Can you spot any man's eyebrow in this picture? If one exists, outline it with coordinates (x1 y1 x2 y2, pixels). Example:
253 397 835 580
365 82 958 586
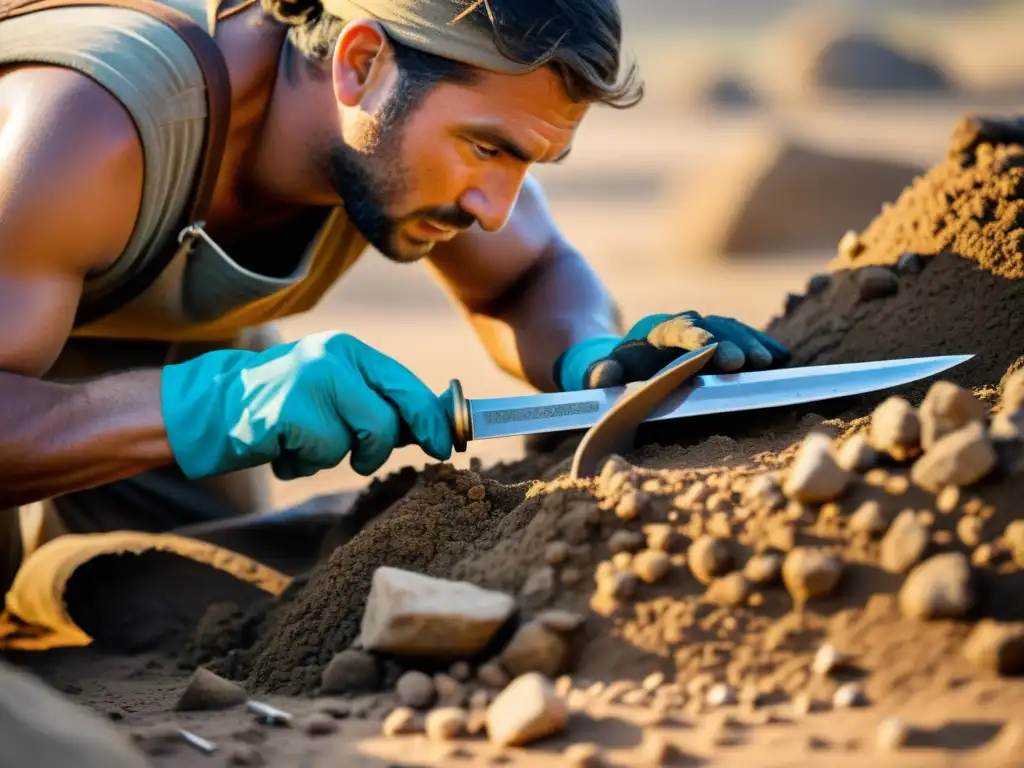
467 128 572 164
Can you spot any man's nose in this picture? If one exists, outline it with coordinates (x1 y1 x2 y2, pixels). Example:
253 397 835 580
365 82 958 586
459 169 528 232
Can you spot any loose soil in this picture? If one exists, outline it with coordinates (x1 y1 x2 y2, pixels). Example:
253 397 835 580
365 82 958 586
6 112 1024 767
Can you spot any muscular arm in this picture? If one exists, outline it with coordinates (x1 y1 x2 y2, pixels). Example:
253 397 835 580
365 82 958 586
0 66 173 507
426 175 622 392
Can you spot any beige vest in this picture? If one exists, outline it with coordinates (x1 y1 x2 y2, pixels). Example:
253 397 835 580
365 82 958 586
0 0 369 342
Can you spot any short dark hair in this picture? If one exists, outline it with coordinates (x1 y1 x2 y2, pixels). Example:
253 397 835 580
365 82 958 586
260 0 643 109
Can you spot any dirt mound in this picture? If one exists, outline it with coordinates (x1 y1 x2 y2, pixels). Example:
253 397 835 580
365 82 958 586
766 114 1024 395
670 134 925 258
173 112 1024 761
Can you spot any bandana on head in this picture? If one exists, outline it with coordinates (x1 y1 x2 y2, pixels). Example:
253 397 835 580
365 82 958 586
320 0 536 74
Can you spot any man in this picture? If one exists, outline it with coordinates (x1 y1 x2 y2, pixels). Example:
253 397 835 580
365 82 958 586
0 0 790 589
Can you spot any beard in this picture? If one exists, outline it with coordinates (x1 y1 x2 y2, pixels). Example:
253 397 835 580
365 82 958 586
327 100 476 263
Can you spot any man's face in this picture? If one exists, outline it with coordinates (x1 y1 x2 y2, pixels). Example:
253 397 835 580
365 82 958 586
329 58 589 263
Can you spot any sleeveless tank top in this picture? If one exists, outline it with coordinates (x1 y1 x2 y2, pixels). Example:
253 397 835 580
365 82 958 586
0 0 369 342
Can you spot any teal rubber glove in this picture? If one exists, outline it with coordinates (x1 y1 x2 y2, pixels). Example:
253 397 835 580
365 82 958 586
161 331 453 480
556 311 791 391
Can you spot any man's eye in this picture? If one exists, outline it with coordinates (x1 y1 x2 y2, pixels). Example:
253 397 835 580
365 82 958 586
470 142 499 160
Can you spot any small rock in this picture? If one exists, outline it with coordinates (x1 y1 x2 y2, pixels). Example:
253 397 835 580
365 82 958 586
807 273 831 294
449 661 472 683
706 684 737 707
382 707 421 736
644 524 676 552
919 381 987 450
675 481 710 509
561 567 582 586
174 667 247 712
838 229 864 259
521 566 556 605
486 673 568 747
783 433 851 503
957 516 984 547
545 541 570 566
226 746 264 766
562 742 606 767
396 671 436 709
688 535 734 584
782 548 844 604
742 473 783 507
743 553 781 584
881 509 929 574
500 623 569 679
477 662 510 690
876 717 909 752
869 396 921 461
598 455 632 496
936 485 961 513
434 674 467 707
535 610 585 635
836 433 878 472
597 571 638 600
467 484 486 501
856 266 898 301
910 422 997 493
833 683 867 708
963 620 1024 674
301 712 338 736
359 567 516 656
320 650 379 695
608 530 645 555
896 251 924 274
848 500 888 538
811 643 848 676
425 707 467 741
706 572 750 607
633 550 671 584
642 672 666 693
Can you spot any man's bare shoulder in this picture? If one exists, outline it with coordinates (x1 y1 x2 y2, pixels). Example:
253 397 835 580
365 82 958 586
0 65 144 275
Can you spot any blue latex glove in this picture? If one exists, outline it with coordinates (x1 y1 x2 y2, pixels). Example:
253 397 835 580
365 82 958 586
556 311 791 391
161 332 453 480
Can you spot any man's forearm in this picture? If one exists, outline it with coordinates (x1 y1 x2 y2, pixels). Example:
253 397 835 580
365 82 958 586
0 369 173 507
467 240 623 392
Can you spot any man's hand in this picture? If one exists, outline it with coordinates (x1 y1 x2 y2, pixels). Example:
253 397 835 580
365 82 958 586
160 332 453 480
556 311 792 391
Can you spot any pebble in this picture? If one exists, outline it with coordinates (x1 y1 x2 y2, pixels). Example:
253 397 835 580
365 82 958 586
434 674 467 707
608 530 645 555
899 552 974 622
743 552 782 584
957 515 984 547
319 650 379 696
936 485 961 513
836 433 878 472
838 229 864 259
642 672 666 693
688 535 734 584
562 743 606 767
477 662 510 690
706 572 750 607
833 683 868 708
919 381 987 450
782 548 844 603
782 433 851 503
535 609 586 635
896 251 924 274
359 567 516 656
424 707 467 741
469 689 493 710
644 524 676 552
811 643 848 676
544 541 569 566
174 667 247 712
467 484 486 501
396 671 436 709
706 492 731 515
963 620 1024 674
486 673 568 747
382 707 421 736
807 273 831 293
500 622 569 679
449 661 471 683
633 550 671 583
848 500 888 538
706 684 737 707
880 510 929 574
561 567 582 587
674 481 709 510
869 396 921 461
910 421 997 493
856 266 898 301
301 712 338 736
876 717 909 752
226 746 264 766
597 455 632 496
597 571 638 600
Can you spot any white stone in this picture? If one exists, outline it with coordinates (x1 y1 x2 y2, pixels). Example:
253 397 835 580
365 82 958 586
486 673 568 747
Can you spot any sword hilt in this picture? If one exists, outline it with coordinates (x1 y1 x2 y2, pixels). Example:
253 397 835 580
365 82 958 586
397 378 472 454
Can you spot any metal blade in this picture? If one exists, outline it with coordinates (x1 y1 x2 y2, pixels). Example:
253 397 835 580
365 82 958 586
468 354 973 441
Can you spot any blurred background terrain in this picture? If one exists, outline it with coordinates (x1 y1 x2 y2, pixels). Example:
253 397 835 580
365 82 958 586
271 0 1024 507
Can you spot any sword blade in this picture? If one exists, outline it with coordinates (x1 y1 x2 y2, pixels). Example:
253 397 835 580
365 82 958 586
467 354 973 441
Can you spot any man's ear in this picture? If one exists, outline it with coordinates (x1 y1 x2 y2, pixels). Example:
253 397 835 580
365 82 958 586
331 20 396 108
